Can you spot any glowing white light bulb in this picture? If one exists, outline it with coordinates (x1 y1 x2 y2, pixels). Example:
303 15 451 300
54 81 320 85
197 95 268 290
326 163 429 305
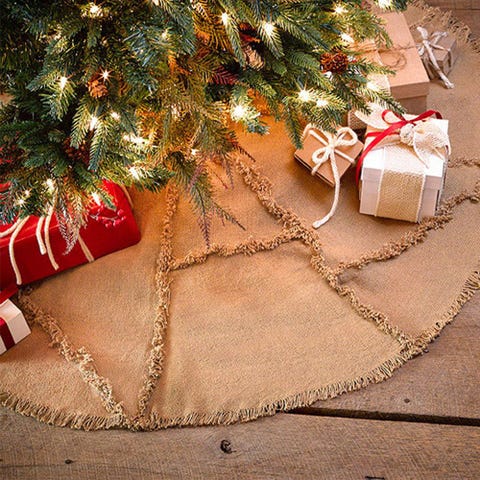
89 115 99 130
316 98 328 108
367 81 380 91
341 33 354 43
110 111 120 120
263 22 275 36
24 190 30 197
129 167 141 179
101 70 109 80
161 30 169 40
232 105 247 119
334 5 346 14
46 179 55 192
92 192 102 205
59 76 68 90
298 89 311 102
221 12 229 25
16 198 25 206
191 148 199 156
89 3 101 16
377 0 393 8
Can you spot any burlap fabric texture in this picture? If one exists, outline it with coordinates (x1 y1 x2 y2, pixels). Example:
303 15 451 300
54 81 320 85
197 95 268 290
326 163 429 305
0 1 479 430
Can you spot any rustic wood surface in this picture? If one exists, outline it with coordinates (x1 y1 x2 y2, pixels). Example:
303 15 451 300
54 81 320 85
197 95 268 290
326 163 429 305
1 412 479 480
306 295 480 422
1 3 479 480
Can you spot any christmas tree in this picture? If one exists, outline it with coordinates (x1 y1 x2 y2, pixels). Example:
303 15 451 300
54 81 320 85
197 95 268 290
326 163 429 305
0 0 408 245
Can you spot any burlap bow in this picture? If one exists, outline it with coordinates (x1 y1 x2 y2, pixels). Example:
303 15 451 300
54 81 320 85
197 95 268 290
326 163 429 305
304 126 359 228
355 104 451 171
416 26 454 89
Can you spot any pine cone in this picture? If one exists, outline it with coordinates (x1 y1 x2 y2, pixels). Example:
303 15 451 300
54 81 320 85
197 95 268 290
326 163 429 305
63 137 90 165
0 137 24 165
87 74 108 98
320 51 350 74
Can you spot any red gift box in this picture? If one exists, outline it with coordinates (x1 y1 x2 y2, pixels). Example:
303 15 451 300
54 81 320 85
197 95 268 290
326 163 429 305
0 182 140 289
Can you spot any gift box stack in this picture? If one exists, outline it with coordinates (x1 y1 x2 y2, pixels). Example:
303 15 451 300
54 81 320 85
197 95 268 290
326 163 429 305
0 182 141 354
0 182 140 290
293 11 454 227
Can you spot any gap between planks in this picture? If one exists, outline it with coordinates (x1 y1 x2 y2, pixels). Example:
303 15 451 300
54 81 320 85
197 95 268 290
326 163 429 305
290 407 480 427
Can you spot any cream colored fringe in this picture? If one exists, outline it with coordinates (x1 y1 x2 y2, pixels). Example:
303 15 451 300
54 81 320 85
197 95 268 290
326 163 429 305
1 0 479 430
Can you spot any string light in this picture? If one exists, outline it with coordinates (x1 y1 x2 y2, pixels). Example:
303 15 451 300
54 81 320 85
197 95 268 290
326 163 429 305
46 179 55 192
232 104 247 120
88 3 102 17
221 13 229 25
59 76 68 90
298 89 312 102
334 5 346 14
101 70 109 80
129 166 141 179
152 0 159 4
161 30 169 40
191 148 199 156
89 115 99 130
110 111 120 120
263 22 275 36
316 98 328 108
341 33 354 43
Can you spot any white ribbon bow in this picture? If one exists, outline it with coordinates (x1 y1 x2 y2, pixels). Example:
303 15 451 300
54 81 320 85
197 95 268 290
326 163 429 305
304 125 359 228
0 210 94 286
416 26 454 89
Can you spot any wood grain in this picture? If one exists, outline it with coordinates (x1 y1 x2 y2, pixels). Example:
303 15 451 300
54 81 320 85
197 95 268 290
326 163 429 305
1 410 479 480
306 293 480 421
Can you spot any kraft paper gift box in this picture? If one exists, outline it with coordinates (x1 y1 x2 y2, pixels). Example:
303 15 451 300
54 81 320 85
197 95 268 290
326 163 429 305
357 110 450 223
415 28 458 85
294 126 363 187
429 33 457 76
347 14 430 130
378 12 430 114
0 297 30 355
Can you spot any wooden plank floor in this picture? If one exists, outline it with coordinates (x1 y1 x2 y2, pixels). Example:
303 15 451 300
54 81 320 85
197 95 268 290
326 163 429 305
1 3 479 479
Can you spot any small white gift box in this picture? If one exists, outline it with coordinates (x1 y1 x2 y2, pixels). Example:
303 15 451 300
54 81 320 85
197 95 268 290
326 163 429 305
357 108 450 222
0 299 31 355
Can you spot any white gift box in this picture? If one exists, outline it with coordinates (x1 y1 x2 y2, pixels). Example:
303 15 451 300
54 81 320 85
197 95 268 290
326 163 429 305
359 118 449 222
0 299 31 355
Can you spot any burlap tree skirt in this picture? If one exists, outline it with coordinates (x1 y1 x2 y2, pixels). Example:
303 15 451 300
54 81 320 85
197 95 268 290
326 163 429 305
1 1 479 430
